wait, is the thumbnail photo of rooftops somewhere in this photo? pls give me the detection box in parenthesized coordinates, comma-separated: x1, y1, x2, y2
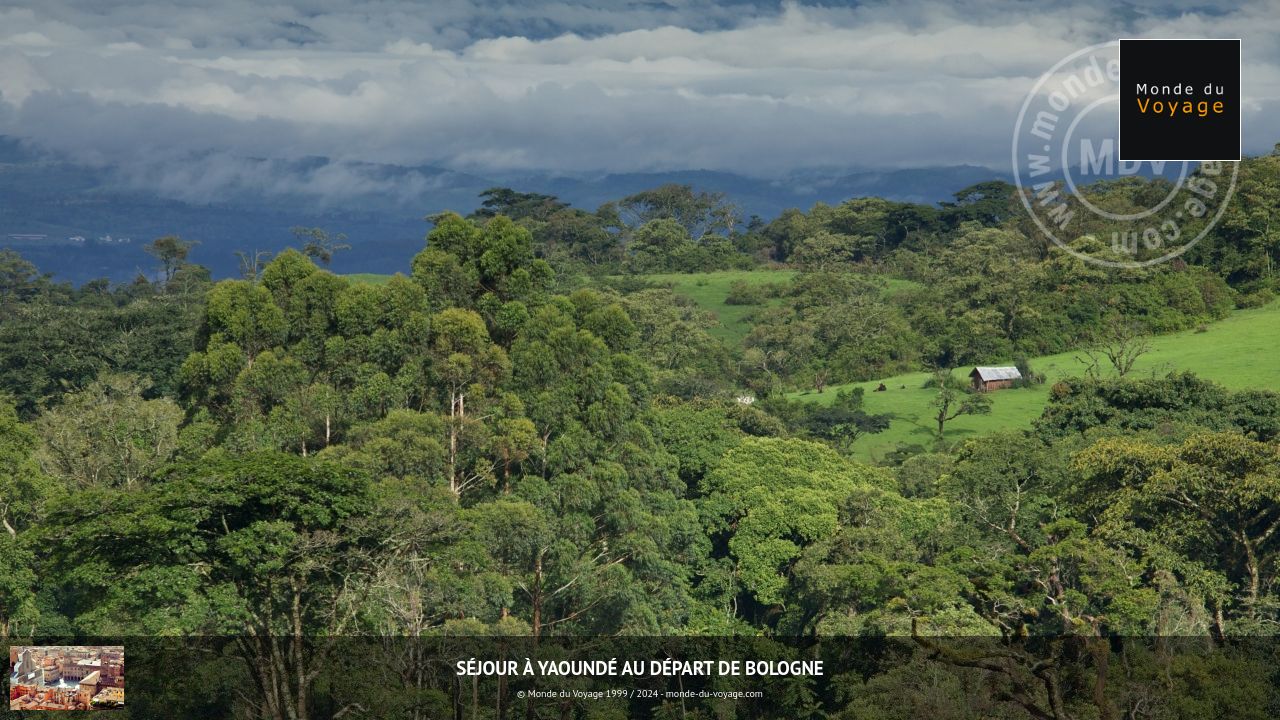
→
(8, 646, 124, 711)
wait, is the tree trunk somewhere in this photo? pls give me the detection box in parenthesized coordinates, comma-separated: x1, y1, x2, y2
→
(1088, 638, 1117, 720)
(448, 391, 466, 498)
(1212, 602, 1226, 645)
(1242, 532, 1261, 611)
(292, 582, 308, 720)
(449, 397, 459, 497)
(452, 674, 464, 720)
(531, 552, 543, 639)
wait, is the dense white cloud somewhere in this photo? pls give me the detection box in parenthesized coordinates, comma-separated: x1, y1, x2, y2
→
(1, 0, 1278, 198)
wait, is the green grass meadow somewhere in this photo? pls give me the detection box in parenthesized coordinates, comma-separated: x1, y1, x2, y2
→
(792, 300, 1280, 462)
(345, 272, 395, 285)
(638, 270, 795, 343)
(640, 270, 919, 344)
(352, 268, 914, 345)
(348, 269, 793, 342)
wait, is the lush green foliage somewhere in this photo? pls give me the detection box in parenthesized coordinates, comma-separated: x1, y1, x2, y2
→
(0, 250, 205, 418)
(6, 159, 1280, 718)
(797, 298, 1280, 461)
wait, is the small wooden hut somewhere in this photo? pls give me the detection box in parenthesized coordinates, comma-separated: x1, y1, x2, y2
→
(969, 366, 1022, 392)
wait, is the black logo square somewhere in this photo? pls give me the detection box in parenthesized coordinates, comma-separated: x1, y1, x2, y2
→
(1119, 39, 1240, 161)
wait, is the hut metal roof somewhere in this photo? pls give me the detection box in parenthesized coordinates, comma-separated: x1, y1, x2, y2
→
(971, 366, 1022, 381)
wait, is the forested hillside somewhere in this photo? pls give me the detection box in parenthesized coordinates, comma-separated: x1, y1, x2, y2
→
(4, 152, 1280, 718)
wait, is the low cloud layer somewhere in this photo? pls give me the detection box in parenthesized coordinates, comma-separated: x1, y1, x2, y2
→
(2, 0, 1279, 201)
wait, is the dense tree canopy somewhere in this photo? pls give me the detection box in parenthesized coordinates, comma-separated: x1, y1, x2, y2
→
(5, 160, 1280, 718)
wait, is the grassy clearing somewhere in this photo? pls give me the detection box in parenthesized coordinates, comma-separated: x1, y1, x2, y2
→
(639, 270, 796, 343)
(345, 273, 395, 285)
(346, 269, 795, 341)
(792, 300, 1280, 463)
(352, 268, 916, 346)
(639, 270, 919, 344)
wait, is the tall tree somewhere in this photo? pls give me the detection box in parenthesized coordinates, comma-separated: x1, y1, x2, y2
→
(144, 235, 198, 282)
(0, 397, 51, 537)
(615, 184, 738, 238)
(470, 187, 568, 222)
(36, 374, 183, 489)
(429, 308, 511, 499)
(291, 227, 351, 267)
(48, 452, 378, 720)
(0, 249, 45, 307)
(932, 369, 992, 440)
(701, 437, 894, 611)
(201, 279, 288, 363)
(1077, 432, 1280, 631)
(413, 213, 553, 313)
(0, 531, 38, 642)
(1092, 314, 1153, 378)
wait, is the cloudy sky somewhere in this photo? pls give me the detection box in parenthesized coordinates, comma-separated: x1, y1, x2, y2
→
(2, 0, 1279, 187)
